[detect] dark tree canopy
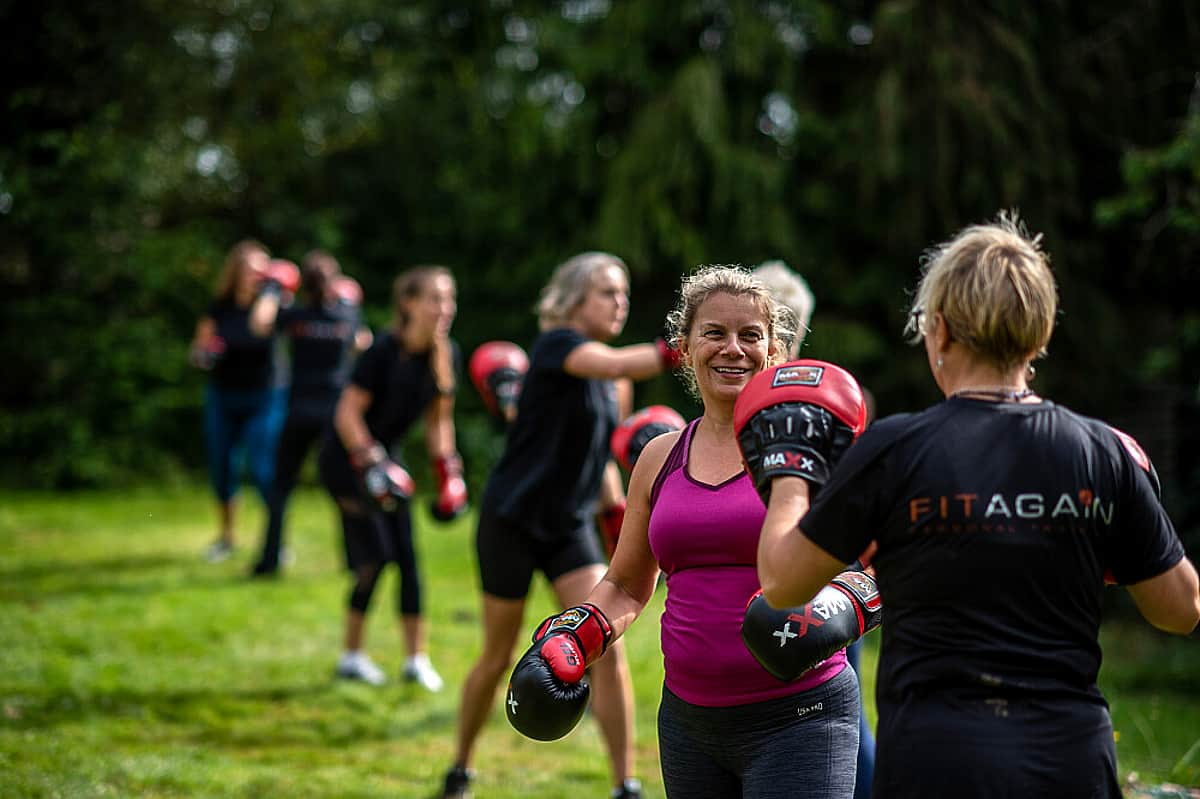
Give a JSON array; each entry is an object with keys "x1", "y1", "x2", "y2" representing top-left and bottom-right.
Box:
[{"x1": 2, "y1": 1, "x2": 1199, "y2": 546}]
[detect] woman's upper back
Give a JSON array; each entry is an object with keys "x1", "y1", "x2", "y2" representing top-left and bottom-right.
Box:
[{"x1": 801, "y1": 397, "x2": 1183, "y2": 699}]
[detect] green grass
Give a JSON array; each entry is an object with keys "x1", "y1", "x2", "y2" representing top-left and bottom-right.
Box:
[{"x1": 0, "y1": 486, "x2": 1197, "y2": 797}]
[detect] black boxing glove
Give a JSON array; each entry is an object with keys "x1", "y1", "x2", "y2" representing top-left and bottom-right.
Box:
[
  {"x1": 506, "y1": 604, "x2": 613, "y2": 741},
  {"x1": 742, "y1": 570, "x2": 882, "y2": 682},
  {"x1": 350, "y1": 442, "x2": 415, "y2": 513},
  {"x1": 733, "y1": 360, "x2": 867, "y2": 504}
]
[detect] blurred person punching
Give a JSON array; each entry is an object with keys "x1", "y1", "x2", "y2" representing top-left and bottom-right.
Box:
[
  {"x1": 189, "y1": 240, "x2": 293, "y2": 562},
  {"x1": 248, "y1": 250, "x2": 372, "y2": 577},
  {"x1": 440, "y1": 251, "x2": 682, "y2": 799}
]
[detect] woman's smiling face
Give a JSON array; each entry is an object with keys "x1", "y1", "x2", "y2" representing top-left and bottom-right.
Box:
[{"x1": 682, "y1": 290, "x2": 772, "y2": 406}]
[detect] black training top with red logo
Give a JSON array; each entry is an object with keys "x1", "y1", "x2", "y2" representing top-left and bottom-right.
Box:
[
  {"x1": 800, "y1": 397, "x2": 1183, "y2": 705},
  {"x1": 276, "y1": 300, "x2": 362, "y2": 421}
]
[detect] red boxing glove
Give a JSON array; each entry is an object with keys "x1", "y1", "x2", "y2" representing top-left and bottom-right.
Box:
[
  {"x1": 654, "y1": 337, "x2": 684, "y2": 371},
  {"x1": 350, "y1": 442, "x2": 415, "y2": 513},
  {"x1": 258, "y1": 258, "x2": 301, "y2": 298},
  {"x1": 610, "y1": 405, "x2": 686, "y2": 472},
  {"x1": 469, "y1": 341, "x2": 529, "y2": 422},
  {"x1": 733, "y1": 360, "x2": 867, "y2": 504},
  {"x1": 599, "y1": 499, "x2": 626, "y2": 559},
  {"x1": 329, "y1": 275, "x2": 363, "y2": 306},
  {"x1": 506, "y1": 604, "x2": 613, "y2": 741},
  {"x1": 431, "y1": 453, "x2": 468, "y2": 522}
]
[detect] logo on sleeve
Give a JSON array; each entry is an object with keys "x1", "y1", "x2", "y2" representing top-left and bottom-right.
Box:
[{"x1": 772, "y1": 364, "x2": 824, "y2": 388}]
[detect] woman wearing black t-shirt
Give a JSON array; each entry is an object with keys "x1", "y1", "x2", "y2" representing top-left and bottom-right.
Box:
[
  {"x1": 189, "y1": 239, "x2": 288, "y2": 563},
  {"x1": 248, "y1": 249, "x2": 372, "y2": 576},
  {"x1": 743, "y1": 212, "x2": 1200, "y2": 798},
  {"x1": 317, "y1": 265, "x2": 466, "y2": 693},
  {"x1": 440, "y1": 252, "x2": 679, "y2": 799}
]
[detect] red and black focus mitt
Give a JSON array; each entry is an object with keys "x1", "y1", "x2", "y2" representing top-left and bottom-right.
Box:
[
  {"x1": 742, "y1": 569, "x2": 882, "y2": 681},
  {"x1": 610, "y1": 405, "x2": 686, "y2": 473},
  {"x1": 733, "y1": 360, "x2": 867, "y2": 504},
  {"x1": 468, "y1": 341, "x2": 529, "y2": 423}
]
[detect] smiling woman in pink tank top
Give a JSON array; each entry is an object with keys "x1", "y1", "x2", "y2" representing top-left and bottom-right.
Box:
[{"x1": 575, "y1": 265, "x2": 863, "y2": 799}]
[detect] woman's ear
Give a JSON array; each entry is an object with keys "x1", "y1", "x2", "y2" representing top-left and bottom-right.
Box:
[{"x1": 930, "y1": 312, "x2": 952, "y2": 354}]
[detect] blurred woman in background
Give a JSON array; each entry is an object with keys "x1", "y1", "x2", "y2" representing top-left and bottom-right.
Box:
[
  {"x1": 189, "y1": 239, "x2": 289, "y2": 563},
  {"x1": 317, "y1": 265, "x2": 467, "y2": 692}
]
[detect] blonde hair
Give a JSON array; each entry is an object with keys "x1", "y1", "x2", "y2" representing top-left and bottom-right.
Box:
[
  {"x1": 665, "y1": 264, "x2": 795, "y2": 399},
  {"x1": 214, "y1": 239, "x2": 268, "y2": 301},
  {"x1": 392, "y1": 266, "x2": 456, "y2": 394},
  {"x1": 906, "y1": 210, "x2": 1057, "y2": 372},
  {"x1": 752, "y1": 259, "x2": 815, "y2": 354},
  {"x1": 536, "y1": 251, "x2": 629, "y2": 331}
]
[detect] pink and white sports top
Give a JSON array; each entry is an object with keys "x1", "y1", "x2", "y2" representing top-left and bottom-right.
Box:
[{"x1": 647, "y1": 418, "x2": 846, "y2": 707}]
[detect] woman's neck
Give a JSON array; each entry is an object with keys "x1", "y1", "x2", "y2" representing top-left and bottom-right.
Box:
[{"x1": 399, "y1": 325, "x2": 433, "y2": 351}]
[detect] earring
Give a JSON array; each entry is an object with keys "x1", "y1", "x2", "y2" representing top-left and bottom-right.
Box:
[
  {"x1": 1027, "y1": 363, "x2": 1036, "y2": 379},
  {"x1": 936, "y1": 356, "x2": 943, "y2": 370}
]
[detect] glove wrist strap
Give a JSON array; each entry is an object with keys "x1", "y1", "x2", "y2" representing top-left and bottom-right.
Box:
[{"x1": 540, "y1": 603, "x2": 613, "y2": 666}]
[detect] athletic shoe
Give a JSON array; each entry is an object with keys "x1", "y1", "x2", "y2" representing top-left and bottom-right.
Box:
[
  {"x1": 441, "y1": 764, "x2": 474, "y2": 799},
  {"x1": 612, "y1": 778, "x2": 642, "y2": 799},
  {"x1": 402, "y1": 653, "x2": 444, "y2": 692},
  {"x1": 335, "y1": 651, "x2": 386, "y2": 686},
  {"x1": 205, "y1": 540, "x2": 234, "y2": 563}
]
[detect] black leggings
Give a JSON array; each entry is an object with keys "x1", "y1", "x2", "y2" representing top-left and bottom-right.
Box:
[{"x1": 258, "y1": 414, "x2": 328, "y2": 568}]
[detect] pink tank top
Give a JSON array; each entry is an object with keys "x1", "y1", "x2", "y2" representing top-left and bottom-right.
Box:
[{"x1": 647, "y1": 418, "x2": 846, "y2": 707}]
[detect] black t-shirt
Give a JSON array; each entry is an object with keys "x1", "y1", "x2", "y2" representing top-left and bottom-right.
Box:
[
  {"x1": 277, "y1": 299, "x2": 362, "y2": 421},
  {"x1": 801, "y1": 397, "x2": 1184, "y2": 705},
  {"x1": 207, "y1": 298, "x2": 285, "y2": 390},
  {"x1": 483, "y1": 327, "x2": 619, "y2": 535}
]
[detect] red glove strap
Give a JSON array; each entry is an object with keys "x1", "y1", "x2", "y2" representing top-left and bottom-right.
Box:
[{"x1": 535, "y1": 603, "x2": 613, "y2": 666}]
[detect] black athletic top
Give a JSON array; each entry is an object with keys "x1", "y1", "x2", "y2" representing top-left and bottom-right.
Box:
[
  {"x1": 320, "y1": 331, "x2": 460, "y2": 470},
  {"x1": 276, "y1": 299, "x2": 362, "y2": 422},
  {"x1": 482, "y1": 327, "x2": 619, "y2": 537},
  {"x1": 801, "y1": 397, "x2": 1183, "y2": 705},
  {"x1": 206, "y1": 298, "x2": 285, "y2": 391}
]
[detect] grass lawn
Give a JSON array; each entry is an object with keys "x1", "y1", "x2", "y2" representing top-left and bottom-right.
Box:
[{"x1": 1, "y1": 485, "x2": 1197, "y2": 798}]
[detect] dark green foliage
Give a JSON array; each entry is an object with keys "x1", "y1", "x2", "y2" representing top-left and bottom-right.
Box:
[{"x1": 2, "y1": 0, "x2": 1199, "y2": 555}]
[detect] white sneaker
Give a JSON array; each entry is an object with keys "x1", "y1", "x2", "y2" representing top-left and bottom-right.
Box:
[
  {"x1": 205, "y1": 540, "x2": 234, "y2": 563},
  {"x1": 335, "y1": 651, "x2": 386, "y2": 686},
  {"x1": 402, "y1": 653, "x2": 444, "y2": 692}
]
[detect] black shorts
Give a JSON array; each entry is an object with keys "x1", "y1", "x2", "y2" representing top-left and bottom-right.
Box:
[
  {"x1": 475, "y1": 506, "x2": 605, "y2": 600},
  {"x1": 340, "y1": 502, "x2": 413, "y2": 571},
  {"x1": 874, "y1": 690, "x2": 1120, "y2": 798}
]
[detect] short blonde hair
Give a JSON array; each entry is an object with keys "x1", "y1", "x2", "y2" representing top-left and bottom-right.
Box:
[
  {"x1": 752, "y1": 260, "x2": 815, "y2": 353},
  {"x1": 665, "y1": 264, "x2": 795, "y2": 399},
  {"x1": 906, "y1": 210, "x2": 1057, "y2": 371},
  {"x1": 536, "y1": 252, "x2": 629, "y2": 330}
]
